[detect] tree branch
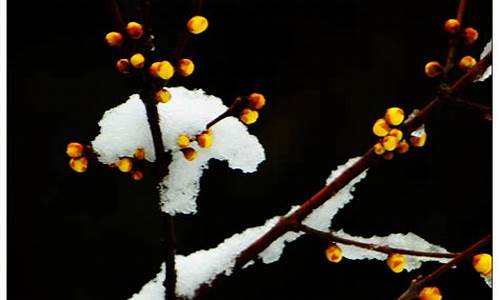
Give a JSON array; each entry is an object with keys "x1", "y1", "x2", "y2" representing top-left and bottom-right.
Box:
[
  {"x1": 453, "y1": 97, "x2": 492, "y2": 121},
  {"x1": 192, "y1": 51, "x2": 492, "y2": 299},
  {"x1": 296, "y1": 224, "x2": 458, "y2": 259},
  {"x1": 395, "y1": 234, "x2": 492, "y2": 300},
  {"x1": 443, "y1": 0, "x2": 467, "y2": 78}
]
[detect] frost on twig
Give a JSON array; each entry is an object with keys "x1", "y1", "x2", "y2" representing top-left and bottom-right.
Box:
[
  {"x1": 128, "y1": 157, "x2": 451, "y2": 299},
  {"x1": 91, "y1": 87, "x2": 266, "y2": 215}
]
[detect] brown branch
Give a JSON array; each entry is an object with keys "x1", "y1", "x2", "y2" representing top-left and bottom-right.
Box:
[
  {"x1": 192, "y1": 51, "x2": 492, "y2": 299},
  {"x1": 108, "y1": 0, "x2": 125, "y2": 31},
  {"x1": 205, "y1": 96, "x2": 246, "y2": 129},
  {"x1": 395, "y1": 234, "x2": 492, "y2": 300},
  {"x1": 171, "y1": 0, "x2": 205, "y2": 62},
  {"x1": 443, "y1": 0, "x2": 467, "y2": 78},
  {"x1": 297, "y1": 224, "x2": 458, "y2": 259},
  {"x1": 453, "y1": 98, "x2": 492, "y2": 121}
]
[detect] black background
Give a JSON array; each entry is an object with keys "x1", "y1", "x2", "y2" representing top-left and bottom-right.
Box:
[{"x1": 8, "y1": 0, "x2": 492, "y2": 299}]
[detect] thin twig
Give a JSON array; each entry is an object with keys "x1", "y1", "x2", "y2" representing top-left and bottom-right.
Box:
[
  {"x1": 453, "y1": 98, "x2": 492, "y2": 121},
  {"x1": 205, "y1": 96, "x2": 246, "y2": 129},
  {"x1": 193, "y1": 52, "x2": 492, "y2": 299},
  {"x1": 171, "y1": 0, "x2": 205, "y2": 62},
  {"x1": 443, "y1": 0, "x2": 467, "y2": 78},
  {"x1": 297, "y1": 224, "x2": 458, "y2": 259},
  {"x1": 395, "y1": 234, "x2": 492, "y2": 300}
]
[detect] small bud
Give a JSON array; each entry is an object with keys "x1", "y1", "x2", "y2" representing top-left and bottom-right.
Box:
[
  {"x1": 130, "y1": 53, "x2": 145, "y2": 69},
  {"x1": 66, "y1": 142, "x2": 84, "y2": 158},
  {"x1": 389, "y1": 128, "x2": 403, "y2": 141},
  {"x1": 385, "y1": 107, "x2": 405, "y2": 126},
  {"x1": 382, "y1": 151, "x2": 394, "y2": 160},
  {"x1": 458, "y1": 55, "x2": 477, "y2": 71},
  {"x1": 150, "y1": 61, "x2": 175, "y2": 80},
  {"x1": 177, "y1": 134, "x2": 191, "y2": 148},
  {"x1": 126, "y1": 22, "x2": 144, "y2": 39},
  {"x1": 117, "y1": 157, "x2": 133, "y2": 173},
  {"x1": 197, "y1": 132, "x2": 213, "y2": 148},
  {"x1": 463, "y1": 27, "x2": 479, "y2": 45},
  {"x1": 181, "y1": 147, "x2": 198, "y2": 161},
  {"x1": 410, "y1": 131, "x2": 427, "y2": 147},
  {"x1": 325, "y1": 244, "x2": 343, "y2": 263},
  {"x1": 444, "y1": 19, "x2": 461, "y2": 34},
  {"x1": 240, "y1": 108, "x2": 259, "y2": 125},
  {"x1": 134, "y1": 148, "x2": 145, "y2": 160},
  {"x1": 116, "y1": 59, "x2": 131, "y2": 74},
  {"x1": 178, "y1": 58, "x2": 195, "y2": 77},
  {"x1": 397, "y1": 139, "x2": 410, "y2": 154},
  {"x1": 156, "y1": 89, "x2": 172, "y2": 103},
  {"x1": 247, "y1": 93, "x2": 266, "y2": 110},
  {"x1": 105, "y1": 32, "x2": 123, "y2": 47},
  {"x1": 373, "y1": 142, "x2": 385, "y2": 155},
  {"x1": 424, "y1": 61, "x2": 443, "y2": 78},
  {"x1": 131, "y1": 170, "x2": 144, "y2": 181},
  {"x1": 69, "y1": 157, "x2": 88, "y2": 173},
  {"x1": 419, "y1": 287, "x2": 442, "y2": 300},
  {"x1": 372, "y1": 118, "x2": 390, "y2": 137},
  {"x1": 382, "y1": 135, "x2": 398, "y2": 151},
  {"x1": 187, "y1": 16, "x2": 209, "y2": 34},
  {"x1": 387, "y1": 253, "x2": 406, "y2": 273},
  {"x1": 472, "y1": 253, "x2": 492, "y2": 276}
]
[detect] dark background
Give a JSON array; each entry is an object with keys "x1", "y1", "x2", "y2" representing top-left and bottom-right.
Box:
[{"x1": 8, "y1": 0, "x2": 492, "y2": 299}]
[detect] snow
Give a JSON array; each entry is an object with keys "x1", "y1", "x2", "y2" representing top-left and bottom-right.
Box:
[
  {"x1": 476, "y1": 39, "x2": 492, "y2": 82},
  {"x1": 128, "y1": 156, "x2": 453, "y2": 299},
  {"x1": 333, "y1": 230, "x2": 450, "y2": 271},
  {"x1": 91, "y1": 87, "x2": 266, "y2": 215}
]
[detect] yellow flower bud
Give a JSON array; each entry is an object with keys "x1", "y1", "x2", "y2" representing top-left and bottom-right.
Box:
[
  {"x1": 247, "y1": 93, "x2": 266, "y2": 110},
  {"x1": 424, "y1": 61, "x2": 443, "y2": 78},
  {"x1": 385, "y1": 107, "x2": 405, "y2": 126},
  {"x1": 387, "y1": 253, "x2": 405, "y2": 273},
  {"x1": 181, "y1": 147, "x2": 198, "y2": 161},
  {"x1": 66, "y1": 142, "x2": 84, "y2": 158},
  {"x1": 178, "y1": 58, "x2": 195, "y2": 77},
  {"x1": 117, "y1": 157, "x2": 133, "y2": 173},
  {"x1": 382, "y1": 135, "x2": 398, "y2": 151},
  {"x1": 397, "y1": 139, "x2": 410, "y2": 154},
  {"x1": 131, "y1": 170, "x2": 144, "y2": 181},
  {"x1": 410, "y1": 130, "x2": 427, "y2": 147},
  {"x1": 240, "y1": 108, "x2": 259, "y2": 125},
  {"x1": 372, "y1": 118, "x2": 390, "y2": 137},
  {"x1": 116, "y1": 59, "x2": 131, "y2": 74},
  {"x1": 325, "y1": 244, "x2": 343, "y2": 263},
  {"x1": 373, "y1": 142, "x2": 385, "y2": 155},
  {"x1": 444, "y1": 19, "x2": 460, "y2": 34},
  {"x1": 419, "y1": 287, "x2": 442, "y2": 300},
  {"x1": 126, "y1": 21, "x2": 144, "y2": 39},
  {"x1": 69, "y1": 157, "x2": 88, "y2": 173},
  {"x1": 177, "y1": 134, "x2": 191, "y2": 148},
  {"x1": 156, "y1": 89, "x2": 172, "y2": 103},
  {"x1": 473, "y1": 253, "x2": 492, "y2": 276},
  {"x1": 389, "y1": 128, "x2": 403, "y2": 141},
  {"x1": 130, "y1": 53, "x2": 145, "y2": 69},
  {"x1": 464, "y1": 27, "x2": 479, "y2": 45},
  {"x1": 459, "y1": 56, "x2": 477, "y2": 71},
  {"x1": 150, "y1": 61, "x2": 175, "y2": 80},
  {"x1": 382, "y1": 151, "x2": 394, "y2": 160},
  {"x1": 105, "y1": 32, "x2": 123, "y2": 47},
  {"x1": 187, "y1": 16, "x2": 209, "y2": 34},
  {"x1": 197, "y1": 132, "x2": 213, "y2": 148},
  {"x1": 134, "y1": 148, "x2": 145, "y2": 160}
]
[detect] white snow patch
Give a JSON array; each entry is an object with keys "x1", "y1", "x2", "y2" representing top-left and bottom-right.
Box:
[
  {"x1": 481, "y1": 273, "x2": 492, "y2": 288},
  {"x1": 476, "y1": 39, "x2": 492, "y2": 82},
  {"x1": 91, "y1": 87, "x2": 266, "y2": 215},
  {"x1": 334, "y1": 230, "x2": 450, "y2": 271}
]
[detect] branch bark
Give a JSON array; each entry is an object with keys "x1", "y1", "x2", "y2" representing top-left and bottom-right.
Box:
[
  {"x1": 443, "y1": 0, "x2": 467, "y2": 78},
  {"x1": 193, "y1": 51, "x2": 491, "y2": 299},
  {"x1": 395, "y1": 234, "x2": 492, "y2": 300},
  {"x1": 297, "y1": 224, "x2": 458, "y2": 259}
]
